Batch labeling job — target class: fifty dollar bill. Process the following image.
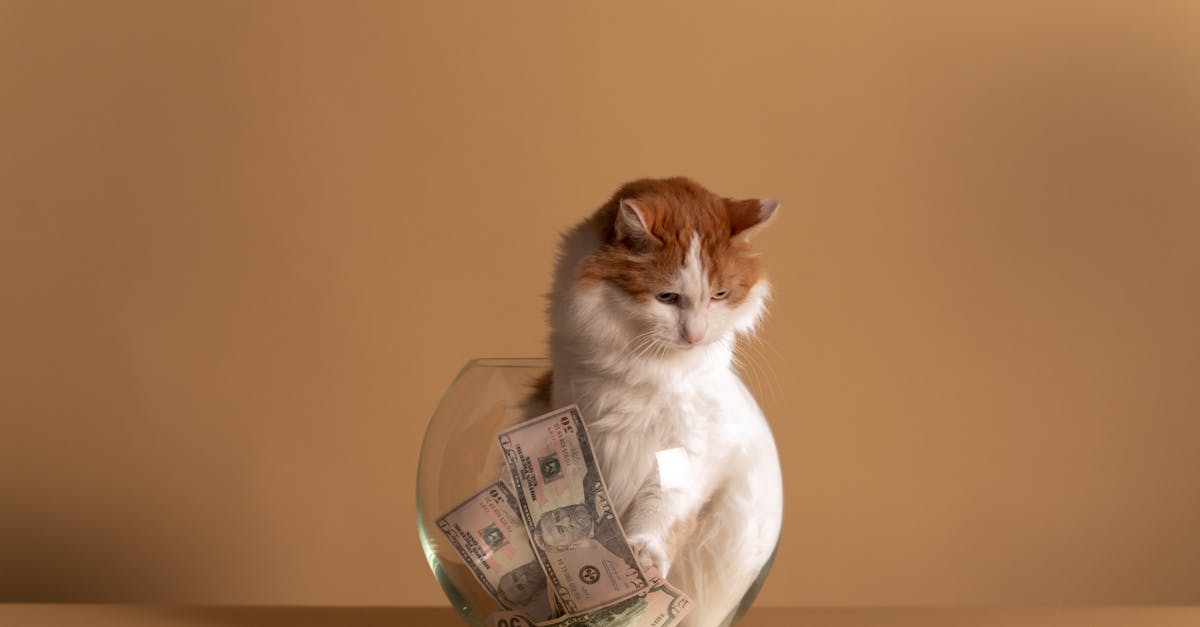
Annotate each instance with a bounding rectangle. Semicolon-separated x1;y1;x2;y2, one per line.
497;405;649;614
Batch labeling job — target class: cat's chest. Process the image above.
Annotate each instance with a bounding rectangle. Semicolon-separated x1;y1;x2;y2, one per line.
575;372;752;512
581;372;745;451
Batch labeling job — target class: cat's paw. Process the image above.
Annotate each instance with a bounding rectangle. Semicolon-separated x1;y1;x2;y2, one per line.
626;532;671;579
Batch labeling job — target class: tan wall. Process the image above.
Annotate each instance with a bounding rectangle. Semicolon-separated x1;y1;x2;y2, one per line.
2;0;1198;606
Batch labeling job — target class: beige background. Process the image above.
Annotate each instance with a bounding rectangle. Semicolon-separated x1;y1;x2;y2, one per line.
2;0;1198;607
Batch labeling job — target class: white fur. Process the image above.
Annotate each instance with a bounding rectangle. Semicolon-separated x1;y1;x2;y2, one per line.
545;221;783;627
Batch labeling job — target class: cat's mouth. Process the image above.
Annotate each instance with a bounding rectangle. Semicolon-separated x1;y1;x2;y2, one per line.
629;334;710;357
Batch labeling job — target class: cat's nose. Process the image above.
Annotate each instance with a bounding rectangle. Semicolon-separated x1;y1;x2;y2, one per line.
682;311;707;345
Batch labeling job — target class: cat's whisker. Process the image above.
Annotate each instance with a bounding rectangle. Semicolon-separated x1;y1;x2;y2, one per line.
642;340;661;362
724;339;756;391
628;329;662;360
622;329;659;355
745;351;769;402
732;339;772;404
744;337;781;405
747;335;783;393
758;343;784;403
759;334;790;391
632;334;662;362
742;339;775;403
647;338;664;362
631;338;653;361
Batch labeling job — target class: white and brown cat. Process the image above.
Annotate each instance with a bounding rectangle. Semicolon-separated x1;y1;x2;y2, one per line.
533;177;784;627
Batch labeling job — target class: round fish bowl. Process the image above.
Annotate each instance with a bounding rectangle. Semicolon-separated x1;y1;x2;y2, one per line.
417;358;777;627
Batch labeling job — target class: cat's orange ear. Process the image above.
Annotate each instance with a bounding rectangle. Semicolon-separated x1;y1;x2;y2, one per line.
727;198;780;240
615;198;662;249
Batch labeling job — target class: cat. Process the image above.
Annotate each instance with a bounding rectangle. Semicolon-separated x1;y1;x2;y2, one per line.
533;177;784;627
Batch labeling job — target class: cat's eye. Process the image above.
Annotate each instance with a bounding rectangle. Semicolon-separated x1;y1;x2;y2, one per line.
656;292;679;303
713;290;730;300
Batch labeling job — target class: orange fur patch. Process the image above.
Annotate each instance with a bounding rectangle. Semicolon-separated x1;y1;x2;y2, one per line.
577;177;765;304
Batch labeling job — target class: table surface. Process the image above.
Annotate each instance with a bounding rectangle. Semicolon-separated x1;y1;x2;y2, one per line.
3;606;1200;627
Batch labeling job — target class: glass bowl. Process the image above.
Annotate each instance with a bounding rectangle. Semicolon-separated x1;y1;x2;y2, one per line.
417;358;776;626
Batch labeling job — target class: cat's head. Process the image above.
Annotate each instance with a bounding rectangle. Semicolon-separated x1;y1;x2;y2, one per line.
574;177;778;357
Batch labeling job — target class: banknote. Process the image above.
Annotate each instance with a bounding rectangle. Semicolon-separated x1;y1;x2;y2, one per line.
497;405;649;614
437;480;557;623
487;575;693;627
